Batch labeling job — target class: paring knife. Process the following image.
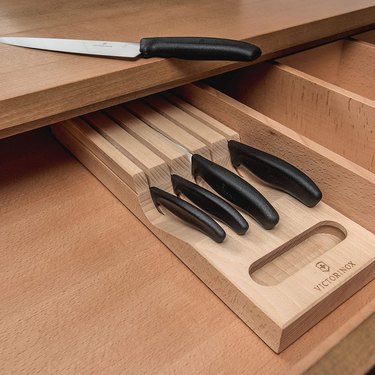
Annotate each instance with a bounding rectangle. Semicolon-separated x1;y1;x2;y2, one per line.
149;186;226;243
169;174;249;235
0;36;261;61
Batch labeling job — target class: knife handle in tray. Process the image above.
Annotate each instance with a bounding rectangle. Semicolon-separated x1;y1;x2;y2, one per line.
150;187;226;243
140;37;261;61
228;141;322;207
171;174;249;235
191;154;279;229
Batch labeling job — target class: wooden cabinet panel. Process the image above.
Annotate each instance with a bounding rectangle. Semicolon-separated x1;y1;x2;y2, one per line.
1;0;375;138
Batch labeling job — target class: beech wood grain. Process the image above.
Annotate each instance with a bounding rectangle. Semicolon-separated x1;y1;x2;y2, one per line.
278;39;375;100
1;0;375;138
182;79;375;233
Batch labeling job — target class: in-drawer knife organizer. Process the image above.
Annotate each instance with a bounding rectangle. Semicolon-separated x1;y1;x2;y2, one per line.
52;38;375;353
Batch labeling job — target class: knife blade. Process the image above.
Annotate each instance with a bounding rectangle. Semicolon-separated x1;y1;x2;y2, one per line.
0;36;261;61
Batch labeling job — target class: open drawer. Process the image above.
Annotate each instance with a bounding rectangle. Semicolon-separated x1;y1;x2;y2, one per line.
51;38;375;353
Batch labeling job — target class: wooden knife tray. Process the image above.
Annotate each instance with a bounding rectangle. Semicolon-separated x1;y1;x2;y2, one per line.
51;37;375;353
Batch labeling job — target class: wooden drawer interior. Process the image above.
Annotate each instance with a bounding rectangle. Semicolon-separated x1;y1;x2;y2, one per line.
277;39;375;100
206;42;375;175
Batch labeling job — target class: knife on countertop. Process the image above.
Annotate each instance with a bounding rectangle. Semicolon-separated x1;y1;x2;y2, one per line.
0;36;261;61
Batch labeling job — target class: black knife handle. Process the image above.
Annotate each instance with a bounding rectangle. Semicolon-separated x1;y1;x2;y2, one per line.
140;37;261;61
171;175;249;235
191;155;279;229
228;140;323;207
150;187;226;243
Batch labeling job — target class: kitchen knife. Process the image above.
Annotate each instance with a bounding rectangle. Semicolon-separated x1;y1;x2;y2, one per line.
0;36;261;61
228;141;322;207
150;186;226;243
171;174;249;235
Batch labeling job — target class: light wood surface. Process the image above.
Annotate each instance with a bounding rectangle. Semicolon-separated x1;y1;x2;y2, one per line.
304;312;375;375
55;117;148;193
278;39;375;100
1;0;375;138
208;58;375;173
1;127;374;374
180;80;375;233
52;93;375;352
105;105;191;177
84;111;171;189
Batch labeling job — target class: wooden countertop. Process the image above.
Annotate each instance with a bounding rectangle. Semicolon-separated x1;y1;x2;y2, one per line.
1;0;375;138
1;128;374;374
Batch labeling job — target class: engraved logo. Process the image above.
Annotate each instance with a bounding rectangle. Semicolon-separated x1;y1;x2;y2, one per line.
316;261;330;273
313;261;356;292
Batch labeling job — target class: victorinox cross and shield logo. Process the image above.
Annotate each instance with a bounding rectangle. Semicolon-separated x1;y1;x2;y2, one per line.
315;261;330;272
